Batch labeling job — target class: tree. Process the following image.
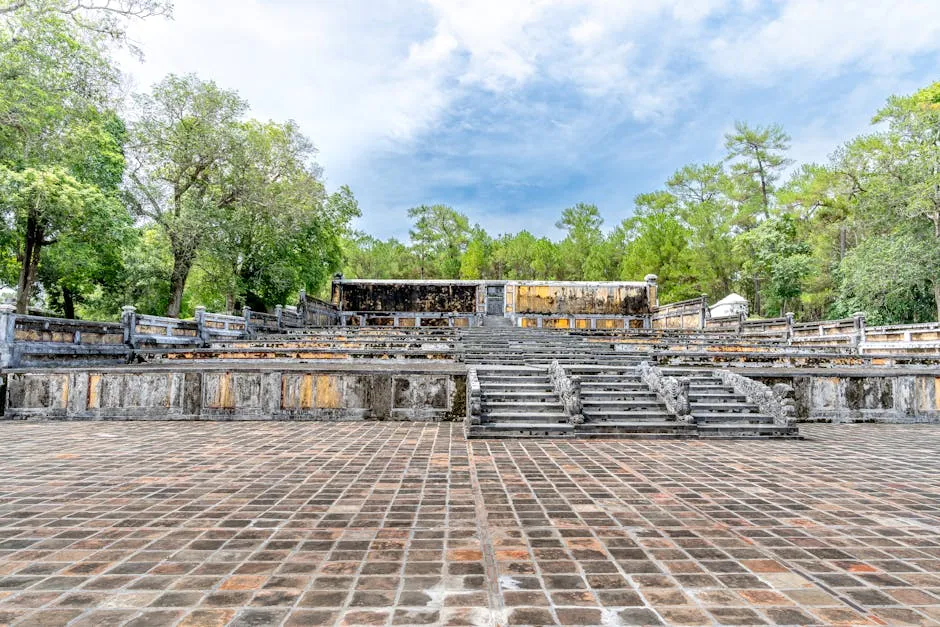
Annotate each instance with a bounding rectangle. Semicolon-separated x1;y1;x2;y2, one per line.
857;82;940;321
407;204;470;279
344;234;418;280
834;234;937;324
665;163;737;297
724;121;791;220
125;74;247;317
0;3;140;313
460;227;492;279
733;215;811;316
197;121;357;311
618;191;697;302
556;202;606;279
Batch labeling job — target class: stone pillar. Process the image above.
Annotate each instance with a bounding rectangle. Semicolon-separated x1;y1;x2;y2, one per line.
645;274;658;309
0;303;16;369
275;305;283;333
785;312;795;345
194;306;208;345
243;306;252;338
700;293;709;330
121;305;137;347
853;312;867;351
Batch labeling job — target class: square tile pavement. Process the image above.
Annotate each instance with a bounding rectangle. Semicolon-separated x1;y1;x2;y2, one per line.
0;422;938;625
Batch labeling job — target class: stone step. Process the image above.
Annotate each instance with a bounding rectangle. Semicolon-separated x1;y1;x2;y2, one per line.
466;423;575;438
582;399;666;409
697;423;801;438
690;402;756;411
482;402;565;412
480;412;570;423
582;412;673;422
580;391;659;400
692;412;773;424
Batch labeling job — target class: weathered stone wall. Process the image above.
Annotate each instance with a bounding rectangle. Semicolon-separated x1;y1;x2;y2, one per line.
333;281;480;313
745;369;940;423
3;364;466;422
506;282;650;316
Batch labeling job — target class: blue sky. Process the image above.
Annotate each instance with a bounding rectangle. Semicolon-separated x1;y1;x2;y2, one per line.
120;0;940;240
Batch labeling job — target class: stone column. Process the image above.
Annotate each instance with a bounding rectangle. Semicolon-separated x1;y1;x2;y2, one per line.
243;306;252;338
785;312;795;345
852;312;867;351
0;303;16;369
645;274;658;309
121;305;137;347
194;306;208;345
275;305;283;333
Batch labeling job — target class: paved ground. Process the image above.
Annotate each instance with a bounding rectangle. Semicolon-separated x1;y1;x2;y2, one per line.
0;423;939;626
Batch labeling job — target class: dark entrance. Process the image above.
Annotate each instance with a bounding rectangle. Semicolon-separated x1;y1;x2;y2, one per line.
486;285;504;315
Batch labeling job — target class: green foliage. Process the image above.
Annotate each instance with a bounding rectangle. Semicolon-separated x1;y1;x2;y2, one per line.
407;204;470;279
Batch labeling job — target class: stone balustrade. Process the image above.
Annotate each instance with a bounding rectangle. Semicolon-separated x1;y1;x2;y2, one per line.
548;360;584;425
637;360;693;423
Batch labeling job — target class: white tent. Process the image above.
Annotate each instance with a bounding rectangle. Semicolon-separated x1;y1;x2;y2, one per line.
710;293;748;318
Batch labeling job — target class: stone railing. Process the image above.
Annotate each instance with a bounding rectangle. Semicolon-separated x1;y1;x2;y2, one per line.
126;308;202;346
0;307;130;368
652;296;708;330
298;291;340;327
548;360;583;425
0;298;314;369
466;367;482;428
714;370;796;426
637;360;693;423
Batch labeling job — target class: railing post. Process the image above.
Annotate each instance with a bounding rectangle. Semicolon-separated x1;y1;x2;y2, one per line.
736;311;745;335
275;305;283;333
785;312;795;345
0;304;16;369
194;306;208;345
853;312;867;352
645;274;658;308
121;305;137;347
699;294;708;330
243;306;252;338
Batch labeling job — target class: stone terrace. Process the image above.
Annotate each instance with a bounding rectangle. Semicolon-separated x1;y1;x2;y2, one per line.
1;424;939;626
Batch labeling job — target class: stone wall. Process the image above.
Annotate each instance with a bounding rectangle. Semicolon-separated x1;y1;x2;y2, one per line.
332;280;482;314
3;363;466;422
745;369;940;423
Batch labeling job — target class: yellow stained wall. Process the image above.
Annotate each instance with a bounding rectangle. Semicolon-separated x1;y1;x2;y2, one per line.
510;284;648;315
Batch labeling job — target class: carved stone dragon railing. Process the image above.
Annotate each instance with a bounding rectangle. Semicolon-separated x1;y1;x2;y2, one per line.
714;370;797;426
637;361;693;423
548;360;584;425
466;367;482;429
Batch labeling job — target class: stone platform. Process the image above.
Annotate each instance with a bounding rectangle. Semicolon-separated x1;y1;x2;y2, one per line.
1;422;938;626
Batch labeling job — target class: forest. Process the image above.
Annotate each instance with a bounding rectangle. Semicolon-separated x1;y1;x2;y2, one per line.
1;1;938;324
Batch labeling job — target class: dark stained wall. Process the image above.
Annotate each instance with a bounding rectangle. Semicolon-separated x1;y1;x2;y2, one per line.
335;283;479;313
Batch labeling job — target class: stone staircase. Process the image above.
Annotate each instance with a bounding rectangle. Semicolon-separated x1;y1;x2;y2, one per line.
468;365;575;438
664;367;800;439
463;321;800;439
461;325;647;367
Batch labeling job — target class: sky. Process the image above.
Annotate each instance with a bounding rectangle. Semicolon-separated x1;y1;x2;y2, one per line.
118;0;940;240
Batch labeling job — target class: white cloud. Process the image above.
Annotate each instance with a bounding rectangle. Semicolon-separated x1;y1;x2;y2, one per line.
116;0;940;238
706;0;940;80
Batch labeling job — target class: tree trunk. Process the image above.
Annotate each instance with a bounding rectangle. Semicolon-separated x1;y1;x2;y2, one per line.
166;251;194;318
63;287;75;319
15;215;43;315
934;281;940;324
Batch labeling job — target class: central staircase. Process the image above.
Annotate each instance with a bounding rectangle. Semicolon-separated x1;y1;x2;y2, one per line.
462;322;800;439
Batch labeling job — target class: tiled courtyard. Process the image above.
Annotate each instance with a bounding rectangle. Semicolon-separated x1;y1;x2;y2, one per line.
1;423;939;626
